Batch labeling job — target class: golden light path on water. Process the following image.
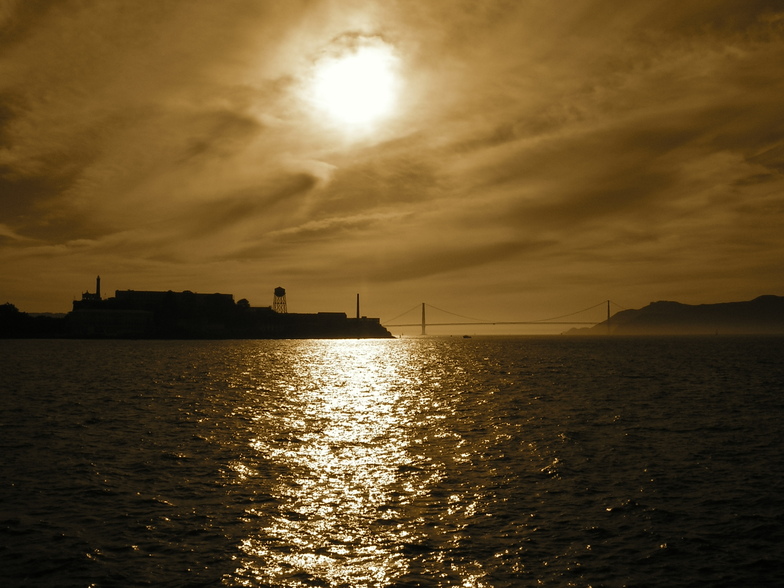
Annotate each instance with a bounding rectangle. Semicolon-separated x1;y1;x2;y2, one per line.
223;340;489;587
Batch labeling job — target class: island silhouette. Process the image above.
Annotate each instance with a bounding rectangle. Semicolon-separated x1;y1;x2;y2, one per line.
1;279;392;339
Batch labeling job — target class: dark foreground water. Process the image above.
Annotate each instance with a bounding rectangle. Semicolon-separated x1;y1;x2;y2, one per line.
1;336;783;587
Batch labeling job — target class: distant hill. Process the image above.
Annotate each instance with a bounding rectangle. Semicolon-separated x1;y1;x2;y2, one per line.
566;295;784;335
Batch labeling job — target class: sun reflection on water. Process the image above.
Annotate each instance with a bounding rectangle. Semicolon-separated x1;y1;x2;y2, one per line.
229;340;445;587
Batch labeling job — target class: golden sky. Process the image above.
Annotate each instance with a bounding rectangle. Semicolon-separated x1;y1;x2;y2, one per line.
2;0;783;332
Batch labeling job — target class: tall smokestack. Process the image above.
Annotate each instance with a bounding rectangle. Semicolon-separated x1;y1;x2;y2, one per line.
96;275;101;299
356;293;360;319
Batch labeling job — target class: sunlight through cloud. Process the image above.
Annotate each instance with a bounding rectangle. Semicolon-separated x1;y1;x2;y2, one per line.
310;40;400;128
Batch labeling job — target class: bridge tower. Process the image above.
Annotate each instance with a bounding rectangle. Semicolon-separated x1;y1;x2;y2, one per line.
273;287;287;313
421;302;426;335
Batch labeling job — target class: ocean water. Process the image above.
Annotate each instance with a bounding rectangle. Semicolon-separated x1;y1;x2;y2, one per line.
1;336;783;588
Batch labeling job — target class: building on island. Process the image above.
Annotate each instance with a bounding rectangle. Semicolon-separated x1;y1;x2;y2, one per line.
68;278;392;339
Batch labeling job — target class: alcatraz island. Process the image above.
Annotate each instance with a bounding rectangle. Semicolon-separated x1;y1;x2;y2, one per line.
0;277;393;339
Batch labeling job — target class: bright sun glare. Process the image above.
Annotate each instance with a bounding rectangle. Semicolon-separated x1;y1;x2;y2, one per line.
312;44;399;127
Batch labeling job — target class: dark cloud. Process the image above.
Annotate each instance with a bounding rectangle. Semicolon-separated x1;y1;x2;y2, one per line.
747;144;784;174
315;156;440;217
184;173;319;240
365;238;548;283
0;166;71;219
0;0;60;50
638;0;784;37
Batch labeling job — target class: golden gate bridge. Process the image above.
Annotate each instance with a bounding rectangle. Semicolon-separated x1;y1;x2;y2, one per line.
382;300;627;335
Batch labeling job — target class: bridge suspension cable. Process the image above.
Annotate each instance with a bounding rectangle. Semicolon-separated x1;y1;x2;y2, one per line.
384;300;624;332
422;303;491;324
382;303;424;325
608;300;629;311
532;300;609;323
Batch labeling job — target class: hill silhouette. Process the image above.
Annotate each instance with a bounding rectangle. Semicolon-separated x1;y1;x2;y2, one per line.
567;295;784;335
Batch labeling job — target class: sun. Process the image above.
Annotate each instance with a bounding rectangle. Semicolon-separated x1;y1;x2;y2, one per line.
311;43;399;128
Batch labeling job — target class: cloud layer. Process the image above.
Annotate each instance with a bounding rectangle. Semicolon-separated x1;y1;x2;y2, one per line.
2;0;783;329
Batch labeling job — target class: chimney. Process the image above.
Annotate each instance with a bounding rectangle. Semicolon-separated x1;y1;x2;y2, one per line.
96;275;101;299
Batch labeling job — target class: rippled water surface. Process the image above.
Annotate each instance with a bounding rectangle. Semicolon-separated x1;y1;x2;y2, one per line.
2;336;783;587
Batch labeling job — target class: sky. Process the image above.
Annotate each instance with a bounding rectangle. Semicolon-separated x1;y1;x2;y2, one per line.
2;0;784;334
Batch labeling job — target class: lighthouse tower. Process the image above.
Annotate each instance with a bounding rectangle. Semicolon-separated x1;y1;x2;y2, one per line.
80;275;102;302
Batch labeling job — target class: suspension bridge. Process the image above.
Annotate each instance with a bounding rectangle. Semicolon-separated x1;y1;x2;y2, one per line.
382;300;627;335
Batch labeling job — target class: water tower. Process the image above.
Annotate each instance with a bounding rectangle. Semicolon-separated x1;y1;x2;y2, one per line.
273;287;287;313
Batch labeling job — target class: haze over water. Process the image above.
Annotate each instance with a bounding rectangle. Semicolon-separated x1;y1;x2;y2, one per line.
2;336;783;587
